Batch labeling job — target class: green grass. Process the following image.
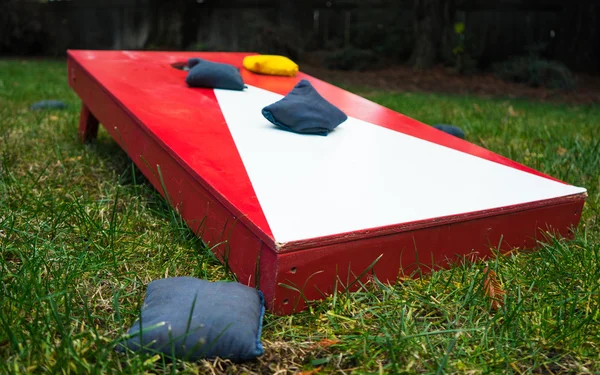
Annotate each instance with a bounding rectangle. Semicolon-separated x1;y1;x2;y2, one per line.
0;59;599;374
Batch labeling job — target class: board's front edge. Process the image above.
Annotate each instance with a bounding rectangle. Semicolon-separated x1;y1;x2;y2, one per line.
262;193;585;315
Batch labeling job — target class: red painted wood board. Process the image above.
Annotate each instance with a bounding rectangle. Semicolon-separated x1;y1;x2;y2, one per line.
67;50;587;315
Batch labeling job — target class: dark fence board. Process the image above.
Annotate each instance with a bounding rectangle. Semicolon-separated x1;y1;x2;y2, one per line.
3;0;598;71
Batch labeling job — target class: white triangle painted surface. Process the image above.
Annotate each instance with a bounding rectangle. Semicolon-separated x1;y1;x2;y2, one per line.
214;85;586;244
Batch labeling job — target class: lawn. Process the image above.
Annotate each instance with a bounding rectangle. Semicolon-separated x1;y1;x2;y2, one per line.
1;59;599;374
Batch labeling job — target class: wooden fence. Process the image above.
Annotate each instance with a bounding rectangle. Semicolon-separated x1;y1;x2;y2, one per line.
6;0;599;72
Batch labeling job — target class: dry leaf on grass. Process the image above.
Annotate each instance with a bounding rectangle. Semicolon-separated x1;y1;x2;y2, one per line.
295;366;322;375
508;105;520;117
483;266;505;310
315;338;340;349
65;156;82;162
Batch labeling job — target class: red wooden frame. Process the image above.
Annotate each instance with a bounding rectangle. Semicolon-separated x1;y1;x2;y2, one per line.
68;50;586;315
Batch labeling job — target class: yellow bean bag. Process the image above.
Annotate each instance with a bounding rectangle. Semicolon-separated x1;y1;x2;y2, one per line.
243;55;299;77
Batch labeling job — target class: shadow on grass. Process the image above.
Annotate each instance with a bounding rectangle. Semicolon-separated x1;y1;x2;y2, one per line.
82;129;226;272
90;134;150;187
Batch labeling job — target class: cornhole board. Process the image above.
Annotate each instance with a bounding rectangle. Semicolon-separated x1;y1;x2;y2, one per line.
67;50;587;315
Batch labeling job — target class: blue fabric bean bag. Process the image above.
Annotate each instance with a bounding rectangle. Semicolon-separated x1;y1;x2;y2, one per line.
262;79;348;136
119;277;265;363
30;100;68;111
185;58;245;91
433;124;466;139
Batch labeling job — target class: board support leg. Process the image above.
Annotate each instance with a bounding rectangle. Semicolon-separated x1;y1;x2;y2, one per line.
78;104;99;143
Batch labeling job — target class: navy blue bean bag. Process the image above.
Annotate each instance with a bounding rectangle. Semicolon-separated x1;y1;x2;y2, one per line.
119;277;265;363
185;58;245;91
30;100;68;111
262;79;348;136
433;124;466;139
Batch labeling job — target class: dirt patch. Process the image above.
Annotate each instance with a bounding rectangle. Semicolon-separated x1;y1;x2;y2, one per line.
196;340;334;375
300;63;600;106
